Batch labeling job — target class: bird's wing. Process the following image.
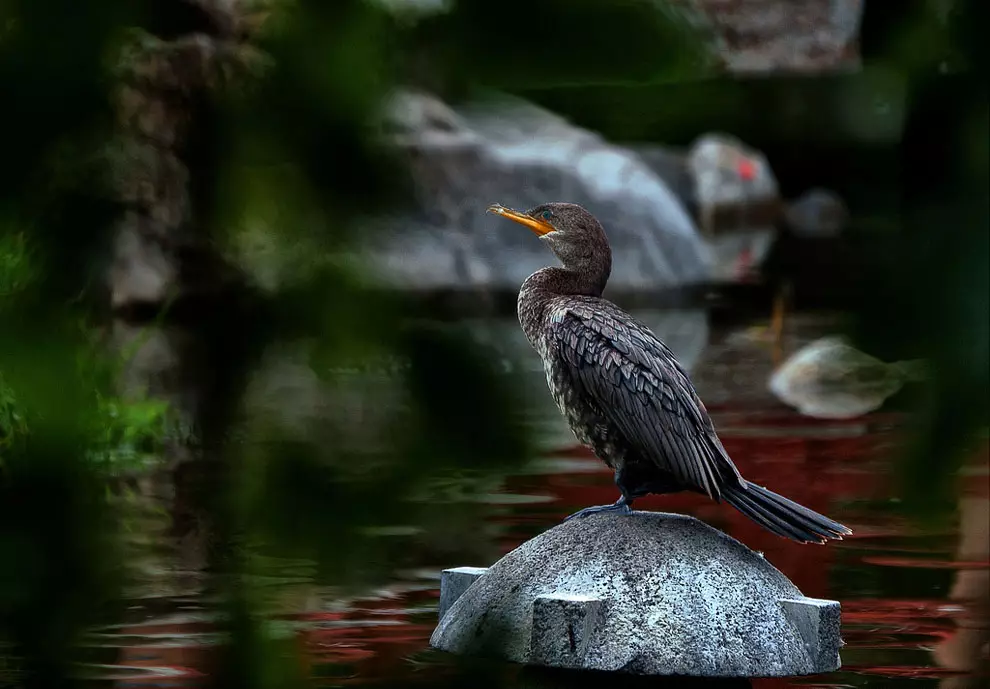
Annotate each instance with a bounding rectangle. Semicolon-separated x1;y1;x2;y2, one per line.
547;300;742;500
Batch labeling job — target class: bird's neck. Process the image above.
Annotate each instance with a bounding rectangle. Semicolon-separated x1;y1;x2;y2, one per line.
517;267;606;344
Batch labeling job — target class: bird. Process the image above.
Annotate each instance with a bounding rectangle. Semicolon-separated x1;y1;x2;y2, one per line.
487;200;852;545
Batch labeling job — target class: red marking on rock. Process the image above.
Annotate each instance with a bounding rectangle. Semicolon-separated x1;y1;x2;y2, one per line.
735;246;754;280
738;158;757;181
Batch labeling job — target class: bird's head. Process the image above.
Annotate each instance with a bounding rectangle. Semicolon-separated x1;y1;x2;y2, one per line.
486;201;611;282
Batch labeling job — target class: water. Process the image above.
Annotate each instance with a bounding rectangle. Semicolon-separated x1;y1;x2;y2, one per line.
78;311;990;687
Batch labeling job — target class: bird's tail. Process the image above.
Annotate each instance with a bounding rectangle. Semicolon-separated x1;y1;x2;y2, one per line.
722;481;852;544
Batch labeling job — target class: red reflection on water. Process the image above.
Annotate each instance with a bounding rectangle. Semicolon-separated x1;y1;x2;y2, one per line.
110;618;211;687
861;557;990;569
297;591;440;682
851;666;972;678
840;598;967;654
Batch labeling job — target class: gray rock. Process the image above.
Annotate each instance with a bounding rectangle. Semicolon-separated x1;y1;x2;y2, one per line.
685;133;781;282
674;0;864;74
107;20;258;310
365;90;713;292
784;188;849;238
431;511;842;677
768;335;927;419
626;143;694;208
108;215;178;309
439;567;491;620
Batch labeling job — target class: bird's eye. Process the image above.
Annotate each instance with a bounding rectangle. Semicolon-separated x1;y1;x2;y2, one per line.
541;210;552;220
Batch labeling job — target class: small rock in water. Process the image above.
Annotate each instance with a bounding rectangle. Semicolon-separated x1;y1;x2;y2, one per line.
685;132;781;282
784;188;849;238
768;335;926;419
687;133;781;226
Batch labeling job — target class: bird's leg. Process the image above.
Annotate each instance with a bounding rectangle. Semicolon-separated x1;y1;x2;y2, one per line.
562;494;633;521
562;466;635;521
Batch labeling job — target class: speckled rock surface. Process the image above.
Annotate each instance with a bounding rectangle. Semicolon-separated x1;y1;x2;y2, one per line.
430;511;842;677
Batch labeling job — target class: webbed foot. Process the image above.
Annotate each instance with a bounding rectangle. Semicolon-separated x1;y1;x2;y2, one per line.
563;496;633;521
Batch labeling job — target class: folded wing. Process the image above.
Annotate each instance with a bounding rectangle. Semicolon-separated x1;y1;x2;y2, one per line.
547;300;743;500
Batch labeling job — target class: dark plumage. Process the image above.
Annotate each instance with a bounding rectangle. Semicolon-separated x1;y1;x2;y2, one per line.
487;201;852;544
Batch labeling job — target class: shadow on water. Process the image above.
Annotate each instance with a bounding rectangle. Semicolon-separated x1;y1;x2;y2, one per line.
64;311;990;689
517;667;753;689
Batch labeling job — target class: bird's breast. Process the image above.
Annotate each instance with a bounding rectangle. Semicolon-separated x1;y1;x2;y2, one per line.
542;350;624;470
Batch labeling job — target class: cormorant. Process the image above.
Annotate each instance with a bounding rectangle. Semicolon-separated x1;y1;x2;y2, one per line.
488;201;852;545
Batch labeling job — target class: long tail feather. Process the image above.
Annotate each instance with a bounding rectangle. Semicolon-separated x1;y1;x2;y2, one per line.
722;481;852;544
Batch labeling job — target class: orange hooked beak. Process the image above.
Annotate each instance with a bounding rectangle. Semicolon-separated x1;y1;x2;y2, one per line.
486;203;554;236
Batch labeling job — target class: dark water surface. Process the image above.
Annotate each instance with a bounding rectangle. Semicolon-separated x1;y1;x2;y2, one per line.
82;312;990;688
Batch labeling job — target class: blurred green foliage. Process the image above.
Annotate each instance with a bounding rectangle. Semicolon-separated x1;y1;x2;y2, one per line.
0;375;169;475
0;234;34;298
1;0;541;686
0;374;26;455
397;0;714;92
0;231;171;475
847;0;988;513
86;394;170;474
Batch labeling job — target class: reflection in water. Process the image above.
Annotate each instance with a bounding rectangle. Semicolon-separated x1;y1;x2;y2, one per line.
85;314;989;688
934;449;989;689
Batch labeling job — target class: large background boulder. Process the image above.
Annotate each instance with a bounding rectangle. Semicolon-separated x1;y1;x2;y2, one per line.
363;90;715;293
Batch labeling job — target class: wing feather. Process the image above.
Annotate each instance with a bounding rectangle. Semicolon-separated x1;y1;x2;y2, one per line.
547;300;741;499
